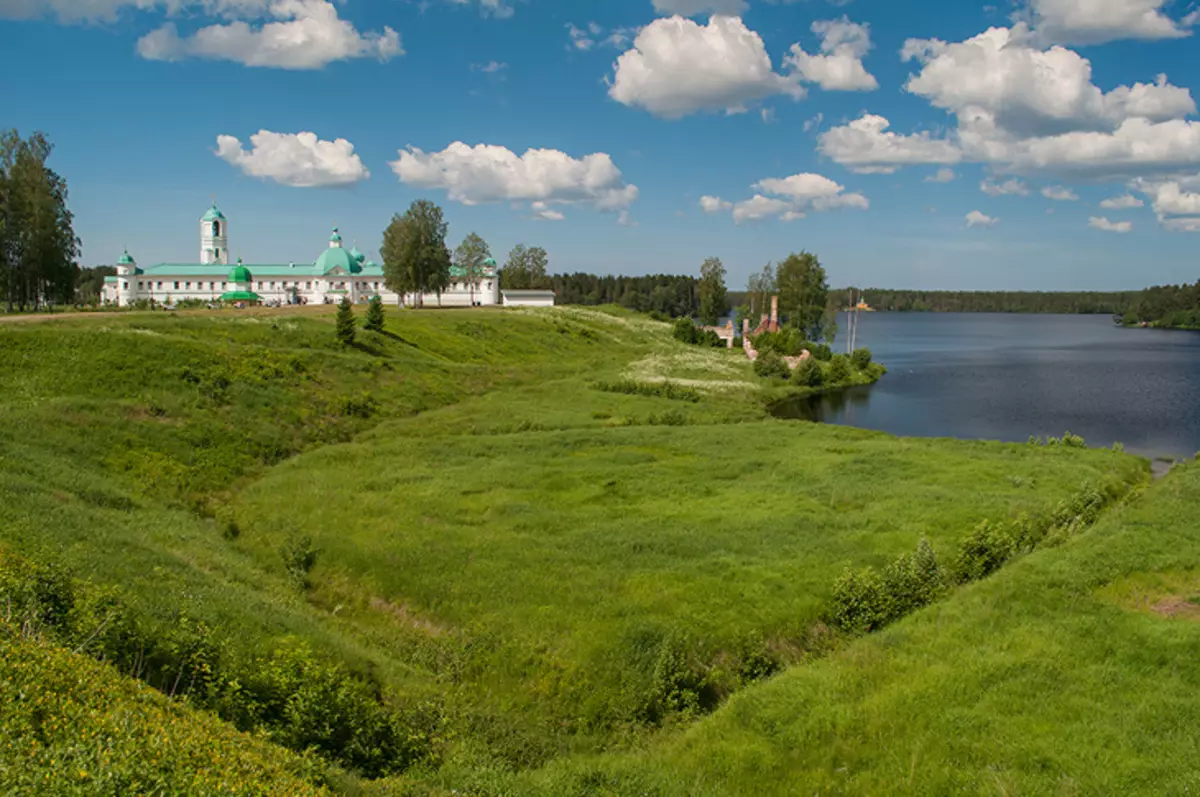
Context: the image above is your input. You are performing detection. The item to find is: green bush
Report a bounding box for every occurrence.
[794,357,824,387]
[753,349,790,379]
[697,329,724,348]
[850,347,872,369]
[753,329,806,357]
[805,343,833,362]
[953,520,1015,582]
[828,353,852,382]
[672,317,698,344]
[280,535,320,590]
[828,566,887,634]
[594,380,701,403]
[882,538,946,617]
[364,294,385,333]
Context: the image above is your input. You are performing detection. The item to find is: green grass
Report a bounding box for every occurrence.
[0,304,1165,793]
[492,462,1200,796]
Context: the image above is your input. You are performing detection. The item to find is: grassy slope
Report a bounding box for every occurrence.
[0,304,1159,792]
[503,462,1200,796]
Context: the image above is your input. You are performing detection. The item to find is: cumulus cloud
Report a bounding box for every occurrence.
[1099,193,1144,209]
[981,178,1029,196]
[530,202,565,221]
[1023,0,1194,45]
[1161,216,1200,232]
[215,130,370,187]
[925,167,957,182]
[699,195,732,213]
[783,17,878,92]
[703,172,868,224]
[389,142,638,219]
[650,0,747,15]
[1089,215,1133,232]
[965,210,998,227]
[1041,185,1079,200]
[1134,178,1200,229]
[1001,117,1200,177]
[817,114,961,174]
[137,0,402,69]
[608,16,804,119]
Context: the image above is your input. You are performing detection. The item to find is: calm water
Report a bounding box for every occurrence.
[771,313,1200,459]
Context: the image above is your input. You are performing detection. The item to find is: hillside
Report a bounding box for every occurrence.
[0,305,1157,793]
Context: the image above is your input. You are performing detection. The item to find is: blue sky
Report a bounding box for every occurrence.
[3,0,1199,290]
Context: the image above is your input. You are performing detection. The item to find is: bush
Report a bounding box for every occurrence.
[698,329,724,348]
[337,392,378,418]
[280,535,320,590]
[805,342,833,361]
[953,520,1015,582]
[882,538,946,617]
[753,349,790,379]
[335,297,356,346]
[364,294,385,332]
[794,357,824,387]
[594,380,701,403]
[672,317,698,344]
[851,347,872,369]
[828,566,887,634]
[828,353,852,382]
[648,310,671,323]
[753,328,806,357]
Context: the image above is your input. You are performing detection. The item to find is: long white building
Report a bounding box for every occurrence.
[103,203,501,308]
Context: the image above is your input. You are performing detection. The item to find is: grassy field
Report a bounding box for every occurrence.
[0,304,1170,793]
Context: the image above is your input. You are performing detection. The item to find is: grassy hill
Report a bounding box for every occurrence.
[0,305,1165,793]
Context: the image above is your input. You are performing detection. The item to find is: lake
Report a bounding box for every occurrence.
[771,313,1200,460]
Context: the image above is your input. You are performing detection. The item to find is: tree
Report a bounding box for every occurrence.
[335,297,356,345]
[775,251,832,342]
[363,294,384,332]
[746,263,776,321]
[697,257,729,326]
[500,244,549,290]
[453,232,491,306]
[0,130,80,312]
[380,199,452,308]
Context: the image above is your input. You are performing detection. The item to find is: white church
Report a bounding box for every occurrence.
[103,203,505,308]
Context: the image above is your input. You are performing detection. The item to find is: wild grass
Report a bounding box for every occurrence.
[0,304,1163,793]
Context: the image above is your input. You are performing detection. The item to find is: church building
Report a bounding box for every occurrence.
[103,203,501,308]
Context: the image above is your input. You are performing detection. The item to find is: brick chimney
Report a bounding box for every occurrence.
[770,295,779,329]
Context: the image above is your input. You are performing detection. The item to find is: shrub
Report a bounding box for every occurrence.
[672,317,698,344]
[805,342,833,362]
[828,566,887,634]
[594,380,701,403]
[882,538,946,617]
[753,349,790,379]
[335,297,356,346]
[850,347,872,369]
[732,335,743,349]
[647,410,688,426]
[364,294,385,332]
[648,310,670,323]
[828,353,852,382]
[338,392,378,418]
[794,357,824,387]
[280,535,320,590]
[697,329,724,348]
[753,329,806,357]
[953,520,1015,582]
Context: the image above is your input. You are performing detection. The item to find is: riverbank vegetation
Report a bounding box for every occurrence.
[1117,279,1200,329]
[0,304,1177,794]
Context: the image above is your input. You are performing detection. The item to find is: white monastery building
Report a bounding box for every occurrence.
[103,203,503,308]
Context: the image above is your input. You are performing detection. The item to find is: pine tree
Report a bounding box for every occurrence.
[364,294,384,332]
[336,297,356,345]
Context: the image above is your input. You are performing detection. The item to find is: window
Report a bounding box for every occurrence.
[374,282,379,290]
[174,281,179,289]
[215,248,221,261]
[137,282,143,290]
[122,281,128,290]
[306,282,312,289]
[270,281,275,289]
[221,282,227,289]
[156,281,163,289]
[212,221,220,237]
[185,281,191,289]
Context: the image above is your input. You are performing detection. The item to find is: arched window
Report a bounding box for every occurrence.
[212,221,221,237]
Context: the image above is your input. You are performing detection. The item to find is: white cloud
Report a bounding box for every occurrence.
[902,27,1194,141]
[1041,185,1079,201]
[802,112,824,133]
[965,210,999,227]
[608,16,804,119]
[215,130,370,187]
[137,0,402,69]
[1099,193,1144,209]
[446,0,514,19]
[472,60,507,73]
[567,22,596,50]
[1088,215,1133,232]
[1002,117,1200,177]
[708,172,868,223]
[650,0,747,15]
[0,0,270,23]
[783,16,878,92]
[925,167,957,182]
[1161,216,1200,232]
[531,202,565,221]
[617,209,638,227]
[699,195,732,213]
[389,142,638,218]
[981,177,1029,196]
[1024,0,1194,45]
[818,114,961,174]
[1136,179,1200,216]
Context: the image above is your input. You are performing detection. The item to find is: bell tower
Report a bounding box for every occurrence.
[200,201,229,265]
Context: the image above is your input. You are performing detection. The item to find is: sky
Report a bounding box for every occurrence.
[2,0,1199,291]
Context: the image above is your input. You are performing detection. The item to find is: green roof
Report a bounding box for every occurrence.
[349,245,365,264]
[329,227,342,243]
[316,246,361,275]
[202,204,226,222]
[228,264,252,283]
[136,262,385,278]
[117,249,135,265]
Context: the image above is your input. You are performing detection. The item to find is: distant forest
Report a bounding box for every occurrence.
[542,273,699,317]
[1117,280,1200,329]
[827,289,1142,315]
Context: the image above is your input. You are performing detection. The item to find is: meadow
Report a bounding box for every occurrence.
[0,304,1177,794]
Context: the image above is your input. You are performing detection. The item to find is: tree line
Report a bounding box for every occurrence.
[1118,280,1200,329]
[0,129,80,312]
[823,288,1143,315]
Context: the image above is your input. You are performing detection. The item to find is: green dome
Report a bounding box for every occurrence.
[316,245,361,275]
[349,245,366,264]
[117,249,135,265]
[483,257,497,268]
[228,262,252,283]
[202,204,226,222]
[329,227,343,244]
